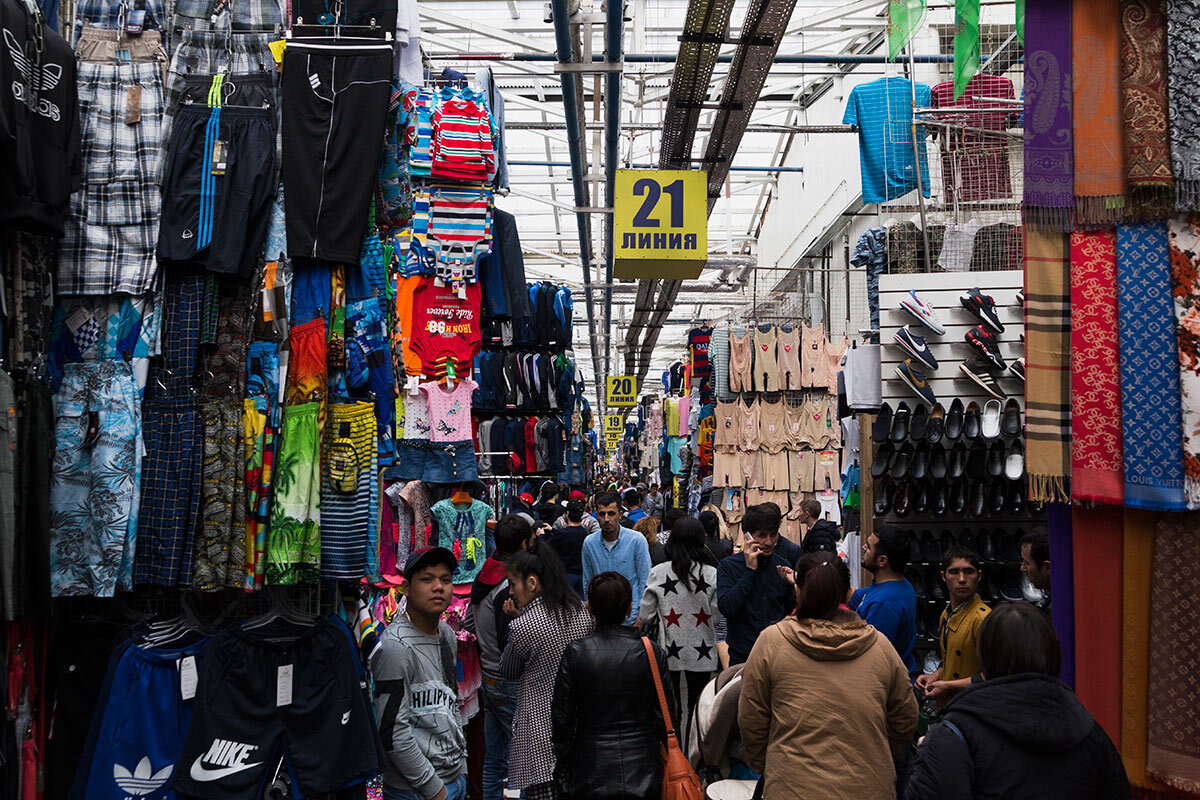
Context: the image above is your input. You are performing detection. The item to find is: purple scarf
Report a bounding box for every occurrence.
[1048,502,1074,689]
[1023,0,1075,231]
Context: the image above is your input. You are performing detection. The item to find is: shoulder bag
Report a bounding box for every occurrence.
[641,637,704,800]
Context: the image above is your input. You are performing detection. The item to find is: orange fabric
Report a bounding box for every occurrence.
[1073,0,1128,220]
[1073,504,1123,747]
[395,275,424,379]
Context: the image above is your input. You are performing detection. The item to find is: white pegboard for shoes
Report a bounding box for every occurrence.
[879,270,1024,409]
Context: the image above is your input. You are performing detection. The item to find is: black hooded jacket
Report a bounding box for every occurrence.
[905,673,1129,800]
[801,519,840,554]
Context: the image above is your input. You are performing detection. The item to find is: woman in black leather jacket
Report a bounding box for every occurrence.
[551,571,676,799]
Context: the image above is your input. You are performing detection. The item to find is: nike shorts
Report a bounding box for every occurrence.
[282,39,392,263]
[83,640,208,800]
[172,618,378,799]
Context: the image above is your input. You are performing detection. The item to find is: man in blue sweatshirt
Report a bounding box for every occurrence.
[850,525,918,678]
[582,490,651,625]
[716,503,796,665]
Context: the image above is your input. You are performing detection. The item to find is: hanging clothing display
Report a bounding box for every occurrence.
[842,76,932,205]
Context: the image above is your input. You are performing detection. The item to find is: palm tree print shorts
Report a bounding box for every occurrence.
[266,402,321,585]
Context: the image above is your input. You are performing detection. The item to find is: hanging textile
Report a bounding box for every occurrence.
[1072,505,1122,747]
[1119,0,1174,218]
[887,0,927,61]
[1166,0,1200,210]
[1168,215,1200,509]
[1024,231,1072,502]
[1047,503,1074,689]
[1147,513,1200,794]
[1023,0,1075,231]
[1073,0,1126,226]
[1116,223,1187,510]
[953,0,980,100]
[1069,229,1124,504]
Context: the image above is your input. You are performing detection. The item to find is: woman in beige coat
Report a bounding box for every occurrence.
[738,553,918,799]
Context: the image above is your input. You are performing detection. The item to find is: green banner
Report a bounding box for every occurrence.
[1016,0,1025,45]
[954,0,981,100]
[887,0,928,61]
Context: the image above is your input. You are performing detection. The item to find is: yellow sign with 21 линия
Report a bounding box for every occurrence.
[606,376,638,407]
[613,169,707,280]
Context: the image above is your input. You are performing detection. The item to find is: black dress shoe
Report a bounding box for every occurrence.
[963,401,982,441]
[1008,481,1026,514]
[893,442,915,480]
[894,478,914,516]
[932,482,948,516]
[914,482,930,514]
[998,531,1021,562]
[874,478,894,516]
[911,403,929,442]
[925,603,944,636]
[872,402,894,443]
[929,442,948,481]
[982,573,1001,603]
[1001,397,1023,438]
[912,442,930,481]
[967,441,988,481]
[926,565,947,601]
[871,440,895,479]
[891,401,911,442]
[927,402,945,444]
[989,480,1006,514]
[980,531,998,561]
[920,530,940,563]
[970,482,987,517]
[948,443,967,479]
[950,481,968,514]
[1000,567,1024,601]
[909,532,924,566]
[907,568,929,601]
[939,529,955,558]
[959,530,978,553]
[915,612,927,639]
[987,440,1006,478]
[945,398,965,440]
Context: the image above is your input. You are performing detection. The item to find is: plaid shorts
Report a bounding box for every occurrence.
[134,397,202,586]
[75,26,167,66]
[172,0,283,33]
[162,28,276,181]
[59,62,164,296]
[193,398,247,590]
[72,0,167,45]
[3,232,55,376]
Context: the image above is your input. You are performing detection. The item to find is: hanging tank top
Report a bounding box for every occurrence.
[801,321,824,388]
[824,335,848,393]
[738,397,760,450]
[777,324,804,390]
[753,324,780,392]
[758,399,789,453]
[714,399,739,448]
[729,326,753,393]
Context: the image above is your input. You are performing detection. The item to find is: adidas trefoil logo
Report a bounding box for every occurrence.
[113,756,173,799]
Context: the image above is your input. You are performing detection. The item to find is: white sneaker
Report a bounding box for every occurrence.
[899,290,946,336]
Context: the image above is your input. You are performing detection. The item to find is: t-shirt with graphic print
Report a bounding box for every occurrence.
[431,498,495,584]
[403,388,431,441]
[421,379,477,443]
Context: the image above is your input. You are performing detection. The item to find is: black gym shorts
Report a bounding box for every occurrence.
[281,39,392,264]
[170,617,378,799]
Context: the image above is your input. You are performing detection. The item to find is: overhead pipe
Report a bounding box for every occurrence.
[603,0,622,400]
[549,0,603,409]
[428,51,956,64]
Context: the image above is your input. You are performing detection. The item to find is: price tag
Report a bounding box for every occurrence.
[267,39,287,64]
[211,140,228,175]
[124,85,142,124]
[124,8,145,33]
[276,664,293,707]
[179,656,198,700]
[65,307,93,334]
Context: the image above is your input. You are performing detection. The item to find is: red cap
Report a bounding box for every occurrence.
[569,490,586,501]
[519,492,534,504]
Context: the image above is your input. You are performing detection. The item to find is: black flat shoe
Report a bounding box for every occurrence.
[893,443,915,480]
[945,398,965,440]
[1008,481,1026,514]
[871,440,895,479]
[926,565,947,601]
[874,478,894,516]
[894,478,914,517]
[932,482,948,516]
[963,401,982,441]
[929,442,948,481]
[927,403,945,444]
[950,481,967,514]
[1001,398,1023,438]
[920,530,940,563]
[908,568,929,601]
[912,442,931,481]
[948,443,967,479]
[980,530,998,561]
[987,440,1006,479]
[891,401,911,442]
[967,441,988,481]
[872,402,894,443]
[970,482,987,517]
[989,480,1006,514]
[911,403,929,442]
[914,482,930,514]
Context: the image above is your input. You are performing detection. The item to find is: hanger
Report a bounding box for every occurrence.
[243,586,318,630]
[451,483,472,504]
[142,592,214,648]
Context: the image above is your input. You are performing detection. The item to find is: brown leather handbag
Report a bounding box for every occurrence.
[641,637,705,800]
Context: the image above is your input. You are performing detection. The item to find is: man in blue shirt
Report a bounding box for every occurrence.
[582,490,651,625]
[623,488,647,524]
[850,525,918,678]
[716,503,796,665]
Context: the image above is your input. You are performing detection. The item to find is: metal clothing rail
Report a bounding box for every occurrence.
[425,52,957,64]
[507,160,806,173]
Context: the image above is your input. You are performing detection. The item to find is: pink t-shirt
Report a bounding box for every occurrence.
[421,379,478,443]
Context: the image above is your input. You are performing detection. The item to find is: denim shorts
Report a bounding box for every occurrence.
[425,441,478,483]
[395,439,431,481]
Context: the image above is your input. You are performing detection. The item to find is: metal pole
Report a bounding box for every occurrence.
[603,0,622,404]
[906,45,932,272]
[425,52,957,64]
[506,160,807,173]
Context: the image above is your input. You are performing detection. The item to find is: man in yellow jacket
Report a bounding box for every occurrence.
[916,545,991,706]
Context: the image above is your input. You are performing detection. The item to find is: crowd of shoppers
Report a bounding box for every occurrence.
[370,487,1125,800]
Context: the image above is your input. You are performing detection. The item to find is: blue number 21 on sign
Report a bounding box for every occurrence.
[632,178,684,228]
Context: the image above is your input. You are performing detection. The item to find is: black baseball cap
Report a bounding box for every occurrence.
[403,546,458,580]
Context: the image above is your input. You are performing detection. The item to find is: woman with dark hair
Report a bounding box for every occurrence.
[552,572,676,800]
[499,542,593,800]
[739,552,917,800]
[698,507,734,565]
[637,516,720,740]
[906,603,1128,800]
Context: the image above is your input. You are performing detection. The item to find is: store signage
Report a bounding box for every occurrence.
[613,169,708,280]
[606,375,639,407]
[604,414,623,448]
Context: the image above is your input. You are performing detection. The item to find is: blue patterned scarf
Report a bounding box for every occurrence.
[1116,223,1187,510]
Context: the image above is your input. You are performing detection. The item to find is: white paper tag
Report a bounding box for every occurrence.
[276,664,293,707]
[65,307,93,334]
[179,656,198,700]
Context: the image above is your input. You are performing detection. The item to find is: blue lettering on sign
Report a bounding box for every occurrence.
[621,230,699,251]
[684,233,697,249]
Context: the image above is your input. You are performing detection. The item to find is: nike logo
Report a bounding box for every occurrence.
[341,710,351,725]
[189,757,262,782]
[189,739,262,782]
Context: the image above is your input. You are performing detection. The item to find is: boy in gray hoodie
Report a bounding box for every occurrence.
[372,547,468,800]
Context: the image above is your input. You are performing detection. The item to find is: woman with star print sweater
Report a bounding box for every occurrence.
[637,516,721,740]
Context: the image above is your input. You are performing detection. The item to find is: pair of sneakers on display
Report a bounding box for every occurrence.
[894,288,1025,404]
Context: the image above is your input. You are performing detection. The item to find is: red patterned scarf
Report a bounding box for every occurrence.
[1070,229,1124,503]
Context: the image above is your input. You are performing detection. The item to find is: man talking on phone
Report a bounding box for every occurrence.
[715,503,797,665]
